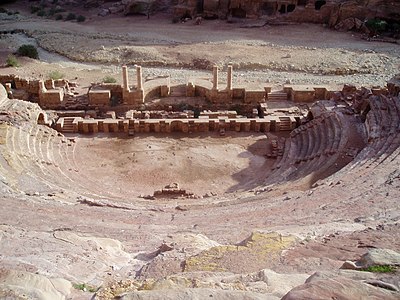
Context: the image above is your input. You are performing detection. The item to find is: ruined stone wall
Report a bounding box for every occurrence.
[171,0,400,27]
[0,75,40,97]
[57,116,297,134]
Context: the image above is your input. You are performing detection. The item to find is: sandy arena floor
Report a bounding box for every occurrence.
[71,133,272,197]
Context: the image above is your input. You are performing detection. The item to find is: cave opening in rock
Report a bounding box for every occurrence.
[315,0,326,10]
[261,2,276,15]
[306,111,314,121]
[298,0,307,6]
[231,7,246,18]
[287,4,296,13]
[37,113,46,125]
[196,0,204,13]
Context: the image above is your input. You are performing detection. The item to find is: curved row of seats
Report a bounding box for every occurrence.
[268,111,347,183]
[354,95,400,170]
[322,95,400,182]
[367,96,400,166]
[1,114,127,200]
[268,94,400,186]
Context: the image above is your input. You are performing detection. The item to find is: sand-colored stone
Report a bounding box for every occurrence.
[185,232,297,273]
[0,270,72,300]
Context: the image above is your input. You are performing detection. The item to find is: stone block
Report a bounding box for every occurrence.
[186,82,195,97]
[88,90,111,106]
[160,85,170,97]
[245,91,266,103]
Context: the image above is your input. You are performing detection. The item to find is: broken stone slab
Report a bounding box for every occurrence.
[341,248,400,270]
[340,260,361,270]
[357,248,400,268]
[365,279,399,292]
[282,276,398,300]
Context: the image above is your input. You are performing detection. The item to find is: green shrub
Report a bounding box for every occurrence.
[65,12,76,21]
[17,44,39,59]
[72,283,97,293]
[77,15,86,22]
[366,18,388,34]
[7,11,13,15]
[39,0,47,8]
[48,8,56,16]
[30,6,40,14]
[48,70,65,80]
[361,265,396,273]
[37,10,46,17]
[6,55,19,67]
[55,14,63,20]
[102,76,117,83]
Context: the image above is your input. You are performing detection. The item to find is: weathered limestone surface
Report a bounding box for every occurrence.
[0,270,72,300]
[282,276,399,300]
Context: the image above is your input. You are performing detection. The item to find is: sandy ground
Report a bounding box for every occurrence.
[0,3,399,89]
[72,132,272,197]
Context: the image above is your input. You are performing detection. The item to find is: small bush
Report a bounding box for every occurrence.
[7,11,13,16]
[73,283,97,293]
[77,15,86,22]
[48,8,56,16]
[17,44,39,59]
[48,70,65,80]
[55,8,66,13]
[39,0,47,9]
[102,76,117,83]
[6,55,19,67]
[55,14,63,20]
[65,12,76,21]
[30,6,40,14]
[366,18,388,34]
[14,11,20,15]
[361,265,396,273]
[0,8,7,14]
[37,10,46,17]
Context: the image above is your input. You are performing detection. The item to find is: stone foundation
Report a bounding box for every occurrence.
[56,115,297,134]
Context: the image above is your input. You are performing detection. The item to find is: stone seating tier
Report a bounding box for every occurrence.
[2,122,125,200]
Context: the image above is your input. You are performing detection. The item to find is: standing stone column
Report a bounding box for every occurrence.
[227,64,233,90]
[38,80,47,93]
[136,65,143,90]
[4,83,13,99]
[122,65,130,91]
[212,65,218,90]
[4,83,11,93]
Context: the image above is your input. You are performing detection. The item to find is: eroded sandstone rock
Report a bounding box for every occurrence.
[0,269,72,300]
[282,276,398,300]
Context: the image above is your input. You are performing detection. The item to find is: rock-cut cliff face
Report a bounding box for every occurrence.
[329,0,400,24]
[55,0,400,26]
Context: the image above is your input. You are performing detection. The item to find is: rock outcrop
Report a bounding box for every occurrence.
[95,268,309,299]
[0,270,72,300]
[282,275,399,300]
